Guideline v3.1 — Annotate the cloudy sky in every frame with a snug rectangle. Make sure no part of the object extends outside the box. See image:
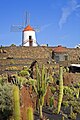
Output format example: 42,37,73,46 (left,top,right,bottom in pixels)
0,0,80,47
